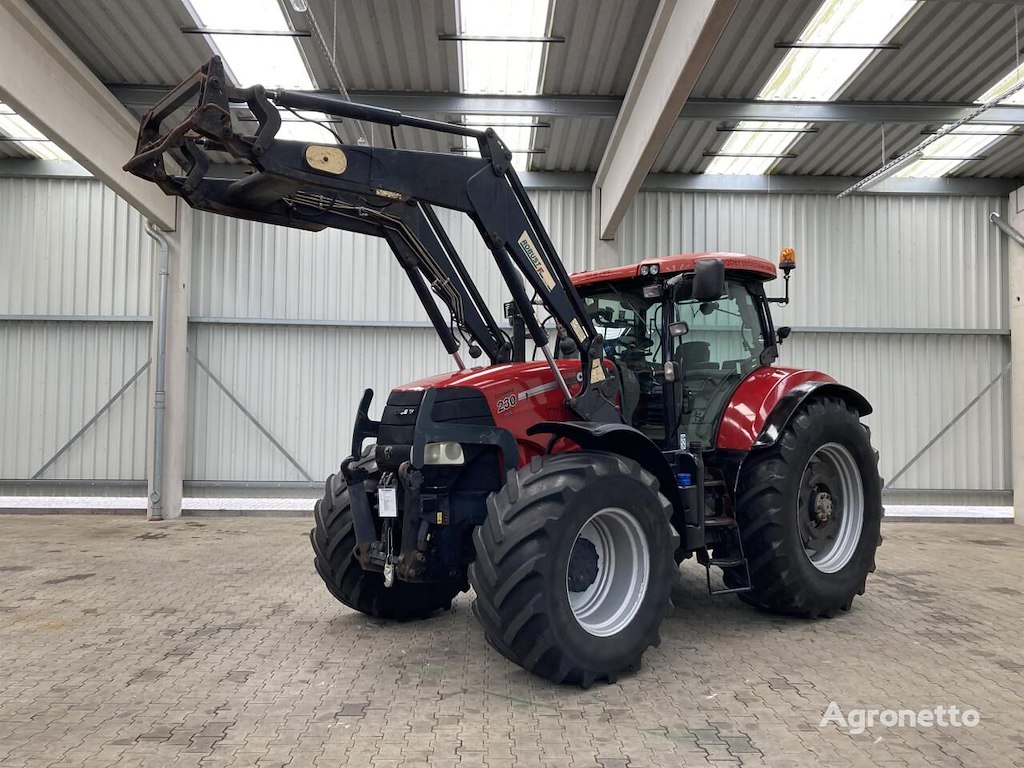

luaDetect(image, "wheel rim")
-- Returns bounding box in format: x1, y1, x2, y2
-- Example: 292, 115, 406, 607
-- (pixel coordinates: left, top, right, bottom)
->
565, 507, 650, 637
797, 443, 864, 574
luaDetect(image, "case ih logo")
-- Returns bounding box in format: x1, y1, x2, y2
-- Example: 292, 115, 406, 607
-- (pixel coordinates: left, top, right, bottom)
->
518, 230, 556, 290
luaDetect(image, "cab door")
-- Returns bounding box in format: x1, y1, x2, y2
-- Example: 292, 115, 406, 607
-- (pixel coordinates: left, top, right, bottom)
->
669, 278, 769, 449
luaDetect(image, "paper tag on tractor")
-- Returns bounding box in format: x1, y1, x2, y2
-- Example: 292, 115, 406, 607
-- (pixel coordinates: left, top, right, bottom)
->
378, 487, 398, 518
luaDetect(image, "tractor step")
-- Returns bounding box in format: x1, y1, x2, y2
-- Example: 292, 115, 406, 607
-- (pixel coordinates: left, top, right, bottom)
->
708, 557, 745, 568
707, 584, 753, 595
704, 516, 735, 528
697, 538, 753, 596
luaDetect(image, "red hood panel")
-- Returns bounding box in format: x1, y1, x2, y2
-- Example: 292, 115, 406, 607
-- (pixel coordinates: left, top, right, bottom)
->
395, 360, 584, 396
394, 360, 602, 467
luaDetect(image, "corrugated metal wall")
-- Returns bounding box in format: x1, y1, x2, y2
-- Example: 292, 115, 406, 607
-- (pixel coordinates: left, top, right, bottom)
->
0, 179, 151, 490
0, 179, 1011, 502
618, 192, 1012, 499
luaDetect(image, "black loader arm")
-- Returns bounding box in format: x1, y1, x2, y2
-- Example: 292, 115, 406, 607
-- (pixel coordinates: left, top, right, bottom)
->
124, 56, 618, 421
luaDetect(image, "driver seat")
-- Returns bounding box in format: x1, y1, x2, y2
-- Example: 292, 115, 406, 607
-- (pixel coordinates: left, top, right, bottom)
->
673, 340, 717, 371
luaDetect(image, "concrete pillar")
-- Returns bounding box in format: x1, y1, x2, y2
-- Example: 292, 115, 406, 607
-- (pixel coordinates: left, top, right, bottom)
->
0, 0, 175, 230
146, 206, 192, 520
1007, 189, 1024, 523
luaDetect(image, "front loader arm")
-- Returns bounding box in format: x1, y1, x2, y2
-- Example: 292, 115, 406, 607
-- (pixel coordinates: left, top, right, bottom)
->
125, 57, 618, 421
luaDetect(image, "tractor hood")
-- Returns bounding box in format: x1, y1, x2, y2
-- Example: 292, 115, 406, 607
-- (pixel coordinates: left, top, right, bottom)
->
394, 359, 585, 401
392, 360, 598, 462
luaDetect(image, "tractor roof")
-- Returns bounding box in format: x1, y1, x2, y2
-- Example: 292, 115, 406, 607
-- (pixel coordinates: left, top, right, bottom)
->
571, 252, 777, 286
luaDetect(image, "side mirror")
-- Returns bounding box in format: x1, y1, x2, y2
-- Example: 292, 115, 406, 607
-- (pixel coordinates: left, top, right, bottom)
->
776, 326, 792, 344
668, 321, 689, 337
693, 258, 725, 302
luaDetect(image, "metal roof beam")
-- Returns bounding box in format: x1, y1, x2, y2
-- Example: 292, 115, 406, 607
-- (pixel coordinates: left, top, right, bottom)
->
637, 173, 1020, 196
2, 160, 1015, 196
107, 84, 1024, 125
682, 100, 1024, 125
0, 159, 93, 178
592, 0, 738, 243
0, 1, 176, 229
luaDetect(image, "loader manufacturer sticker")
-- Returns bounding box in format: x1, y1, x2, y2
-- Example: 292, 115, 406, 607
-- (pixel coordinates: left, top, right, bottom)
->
518, 230, 556, 291
304, 145, 347, 175
569, 318, 587, 343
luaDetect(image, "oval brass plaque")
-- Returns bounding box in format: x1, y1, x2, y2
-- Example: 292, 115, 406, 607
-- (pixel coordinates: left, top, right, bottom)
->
304, 145, 347, 175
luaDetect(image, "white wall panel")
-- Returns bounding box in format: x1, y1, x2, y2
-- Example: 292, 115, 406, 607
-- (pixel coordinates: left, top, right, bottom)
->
619, 192, 1008, 331
0, 178, 152, 488
0, 178, 151, 317
187, 325, 450, 482
189, 190, 592, 324
0, 321, 150, 481
781, 333, 1011, 493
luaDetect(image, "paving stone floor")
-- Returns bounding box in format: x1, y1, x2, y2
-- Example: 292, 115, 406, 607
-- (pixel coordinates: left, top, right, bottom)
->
0, 515, 1021, 767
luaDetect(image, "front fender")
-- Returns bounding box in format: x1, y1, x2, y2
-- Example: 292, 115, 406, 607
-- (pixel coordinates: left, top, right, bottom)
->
527, 421, 700, 549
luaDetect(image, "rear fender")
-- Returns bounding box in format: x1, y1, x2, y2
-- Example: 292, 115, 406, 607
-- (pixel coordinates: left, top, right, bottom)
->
526, 421, 696, 548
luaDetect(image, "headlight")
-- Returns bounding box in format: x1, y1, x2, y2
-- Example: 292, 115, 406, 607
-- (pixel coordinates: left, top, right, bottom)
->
424, 441, 465, 465
648, 264, 659, 275
639, 265, 650, 276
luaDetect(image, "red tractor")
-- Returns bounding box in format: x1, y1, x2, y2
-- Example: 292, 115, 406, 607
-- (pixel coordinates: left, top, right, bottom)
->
127, 58, 882, 687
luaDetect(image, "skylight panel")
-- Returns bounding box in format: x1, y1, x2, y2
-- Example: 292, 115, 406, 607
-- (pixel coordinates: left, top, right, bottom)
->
186, 0, 335, 143
0, 104, 71, 161
458, 0, 549, 95
897, 124, 1012, 178
897, 62, 1024, 178
704, 122, 810, 175
760, 0, 916, 101
457, 0, 550, 170
705, 0, 917, 175
979, 66, 1024, 105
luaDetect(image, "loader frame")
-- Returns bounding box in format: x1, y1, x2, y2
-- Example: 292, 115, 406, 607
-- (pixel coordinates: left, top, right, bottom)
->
125, 56, 618, 422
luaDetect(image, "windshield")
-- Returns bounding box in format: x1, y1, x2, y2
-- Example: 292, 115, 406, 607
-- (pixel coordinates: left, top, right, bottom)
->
578, 283, 666, 441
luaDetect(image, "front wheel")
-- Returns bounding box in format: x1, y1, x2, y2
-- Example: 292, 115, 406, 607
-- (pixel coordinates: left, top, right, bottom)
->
723, 396, 882, 617
469, 453, 678, 687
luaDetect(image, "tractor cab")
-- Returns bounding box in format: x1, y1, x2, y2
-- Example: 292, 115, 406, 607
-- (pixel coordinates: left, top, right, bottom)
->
569, 252, 790, 452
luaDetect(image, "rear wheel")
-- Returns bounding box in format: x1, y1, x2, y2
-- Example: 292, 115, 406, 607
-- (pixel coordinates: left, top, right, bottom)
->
722, 397, 882, 617
310, 472, 461, 621
470, 453, 677, 687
